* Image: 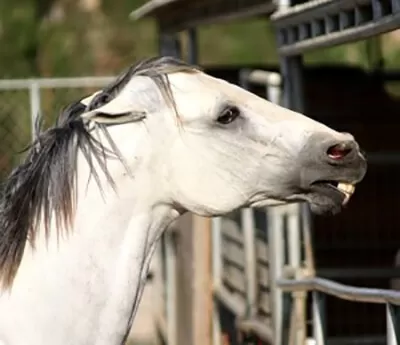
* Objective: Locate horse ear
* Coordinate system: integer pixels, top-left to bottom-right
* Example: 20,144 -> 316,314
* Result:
81,109 -> 147,125
80,91 -> 102,107
80,87 -> 148,125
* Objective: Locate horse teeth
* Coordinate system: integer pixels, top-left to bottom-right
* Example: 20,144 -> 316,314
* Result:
337,182 -> 355,205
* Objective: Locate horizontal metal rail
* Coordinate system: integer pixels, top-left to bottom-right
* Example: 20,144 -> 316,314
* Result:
272,0 -> 400,56
240,69 -> 282,87
278,277 -> 400,305
0,77 -> 114,90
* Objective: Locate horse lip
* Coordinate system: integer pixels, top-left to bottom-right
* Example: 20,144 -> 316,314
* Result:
310,181 -> 354,205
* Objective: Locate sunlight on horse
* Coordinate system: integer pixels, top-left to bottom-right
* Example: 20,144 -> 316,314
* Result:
0,57 -> 367,345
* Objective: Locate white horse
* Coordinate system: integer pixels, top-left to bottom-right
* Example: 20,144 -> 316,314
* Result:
0,57 -> 366,345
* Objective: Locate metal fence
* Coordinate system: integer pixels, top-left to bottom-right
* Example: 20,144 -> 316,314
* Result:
3,73 -> 400,345
210,68 -> 400,345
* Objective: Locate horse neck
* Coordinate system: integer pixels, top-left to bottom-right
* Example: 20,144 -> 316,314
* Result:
7,126 -> 180,345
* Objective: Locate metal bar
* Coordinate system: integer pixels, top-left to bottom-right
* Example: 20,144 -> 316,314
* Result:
312,291 -> 326,345
0,77 -> 113,90
152,3 -> 276,34
29,81 -> 41,140
241,208 -> 257,317
287,204 -> 307,345
287,205 -> 301,275
4,68 -> 400,91
268,207 -> 286,345
211,217 -> 222,345
272,0 -> 400,56
165,232 -> 177,345
159,31 -> 182,58
387,303 -> 400,345
240,69 -> 282,87
277,277 -> 400,305
301,203 -> 315,276
211,218 -> 223,292
187,28 -> 198,65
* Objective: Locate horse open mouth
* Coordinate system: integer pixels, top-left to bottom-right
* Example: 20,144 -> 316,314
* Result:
311,181 -> 356,205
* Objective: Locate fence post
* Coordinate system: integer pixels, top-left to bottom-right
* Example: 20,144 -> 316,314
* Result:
242,208 -> 257,317
312,291 -> 326,345
165,231 -> 178,345
387,303 -> 400,345
211,217 -> 222,345
29,80 -> 41,140
268,207 -> 285,345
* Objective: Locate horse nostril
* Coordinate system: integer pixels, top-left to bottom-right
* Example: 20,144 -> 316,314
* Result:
327,142 -> 353,160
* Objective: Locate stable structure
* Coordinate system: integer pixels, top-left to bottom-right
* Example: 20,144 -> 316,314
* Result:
130,1 -> 400,345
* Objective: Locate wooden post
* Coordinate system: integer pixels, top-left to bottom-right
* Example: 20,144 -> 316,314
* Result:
192,215 -> 213,345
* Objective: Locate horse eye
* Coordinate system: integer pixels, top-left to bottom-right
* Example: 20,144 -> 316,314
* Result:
217,106 -> 240,125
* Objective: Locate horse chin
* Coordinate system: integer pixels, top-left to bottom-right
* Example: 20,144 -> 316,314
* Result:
290,190 -> 347,216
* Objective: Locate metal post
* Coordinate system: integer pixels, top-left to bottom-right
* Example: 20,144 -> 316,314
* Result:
159,31 -> 182,58
165,232 -> 177,345
387,303 -> 400,345
29,80 -> 41,140
211,217 -> 222,345
275,1 -> 308,341
268,207 -> 285,345
187,28 -> 198,65
287,204 -> 307,345
312,291 -> 326,345
280,55 -> 305,112
242,208 -> 257,317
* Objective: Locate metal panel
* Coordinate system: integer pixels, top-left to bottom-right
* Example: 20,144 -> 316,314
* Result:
272,0 -> 400,56
130,0 -> 276,32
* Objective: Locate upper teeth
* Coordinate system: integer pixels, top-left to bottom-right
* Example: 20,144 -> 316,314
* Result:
337,182 -> 356,205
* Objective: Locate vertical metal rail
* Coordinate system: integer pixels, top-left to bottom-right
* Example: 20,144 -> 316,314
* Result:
239,68 -> 287,345
312,291 -> 326,345
165,232 -> 177,345
211,217 -> 223,345
268,207 -> 286,345
387,303 -> 400,345
275,1 -> 308,343
187,28 -> 198,65
239,71 -> 259,321
29,80 -> 41,140
242,208 -> 257,317
287,204 -> 307,345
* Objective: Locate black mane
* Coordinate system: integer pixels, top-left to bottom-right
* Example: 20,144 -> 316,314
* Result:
0,56 -> 198,289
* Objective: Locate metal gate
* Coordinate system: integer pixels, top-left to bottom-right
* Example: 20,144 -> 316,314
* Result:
210,68 -> 400,345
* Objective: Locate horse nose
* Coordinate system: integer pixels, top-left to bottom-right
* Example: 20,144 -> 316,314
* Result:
326,140 -> 357,163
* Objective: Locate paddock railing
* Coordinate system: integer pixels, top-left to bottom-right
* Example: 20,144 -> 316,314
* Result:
3,74 -> 400,345
210,68 -> 400,345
